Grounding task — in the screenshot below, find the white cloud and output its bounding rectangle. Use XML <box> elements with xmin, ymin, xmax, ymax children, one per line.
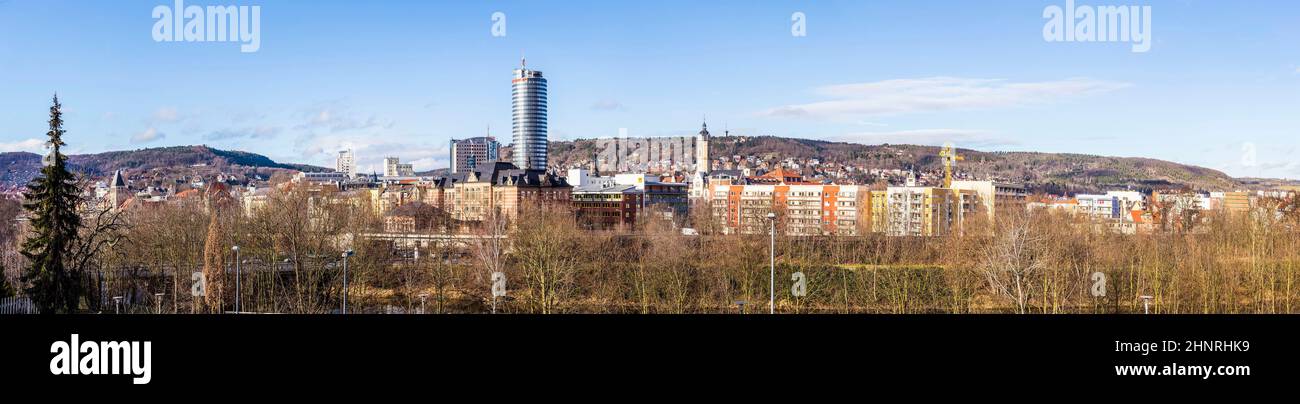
<box><xmin>296</xmin><ymin>102</ymin><xmax>391</xmax><ymax>133</ymax></box>
<box><xmin>294</xmin><ymin>132</ymin><xmax>450</xmax><ymax>171</ymax></box>
<box><xmin>131</xmin><ymin>127</ymin><xmax>165</xmax><ymax>143</ymax></box>
<box><xmin>830</xmin><ymin>129</ymin><xmax>1017</xmax><ymax>148</ymax></box>
<box><xmin>205</xmin><ymin>125</ymin><xmax>282</xmax><ymax>141</ymax></box>
<box><xmin>761</xmin><ymin>77</ymin><xmax>1129</xmax><ymax>120</ymax></box>
<box><xmin>0</xmin><ymin>138</ymin><xmax>46</xmax><ymax>153</ymax></box>
<box><xmin>153</xmin><ymin>107</ymin><xmax>181</xmax><ymax>123</ymax></box>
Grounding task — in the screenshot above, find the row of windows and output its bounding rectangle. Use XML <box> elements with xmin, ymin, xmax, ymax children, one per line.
<box><xmin>574</xmin><ymin>195</ymin><xmax>631</xmax><ymax>201</ymax></box>
<box><xmin>578</xmin><ymin>211</ymin><xmax>633</xmax><ymax>218</ymax></box>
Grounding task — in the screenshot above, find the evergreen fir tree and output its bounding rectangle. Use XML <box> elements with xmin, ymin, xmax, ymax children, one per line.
<box><xmin>0</xmin><ymin>262</ymin><xmax>14</xmax><ymax>299</ymax></box>
<box><xmin>21</xmin><ymin>94</ymin><xmax>85</xmax><ymax>313</ymax></box>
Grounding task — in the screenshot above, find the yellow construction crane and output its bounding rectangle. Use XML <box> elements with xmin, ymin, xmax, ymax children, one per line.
<box><xmin>939</xmin><ymin>142</ymin><xmax>963</xmax><ymax>189</ymax></box>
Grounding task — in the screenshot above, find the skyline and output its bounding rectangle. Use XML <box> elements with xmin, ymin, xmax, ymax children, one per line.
<box><xmin>1</xmin><ymin>1</ymin><xmax>1299</xmax><ymax>179</ymax></box>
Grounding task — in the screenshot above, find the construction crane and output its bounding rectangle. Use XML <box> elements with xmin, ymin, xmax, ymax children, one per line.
<box><xmin>939</xmin><ymin>142</ymin><xmax>963</xmax><ymax>189</ymax></box>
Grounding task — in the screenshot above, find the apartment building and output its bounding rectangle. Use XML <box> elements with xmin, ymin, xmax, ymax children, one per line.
<box><xmin>1072</xmin><ymin>191</ymin><xmax>1147</xmax><ymax>234</ymax></box>
<box><xmin>950</xmin><ymin>180</ymin><xmax>1027</xmax><ymax>220</ymax></box>
<box><xmin>1075</xmin><ymin>191</ymin><xmax>1144</xmax><ymax>218</ymax></box>
<box><xmin>869</xmin><ymin>189</ymin><xmax>887</xmax><ymax>233</ymax></box>
<box><xmin>711</xmin><ymin>182</ymin><xmax>870</xmax><ymax>236</ymax></box>
<box><xmin>1209</xmin><ymin>191</ymin><xmax>1250</xmax><ymax>214</ymax></box>
<box><xmin>884</xmin><ymin>185</ymin><xmax>978</xmax><ymax>237</ymax></box>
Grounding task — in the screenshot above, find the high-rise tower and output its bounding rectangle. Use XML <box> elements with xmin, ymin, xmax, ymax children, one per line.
<box><xmin>336</xmin><ymin>149</ymin><xmax>356</xmax><ymax>177</ymax></box>
<box><xmin>512</xmin><ymin>58</ymin><xmax>548</xmax><ymax>170</ymax></box>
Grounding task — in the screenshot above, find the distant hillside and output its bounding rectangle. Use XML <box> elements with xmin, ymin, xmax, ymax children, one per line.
<box><xmin>0</xmin><ymin>145</ymin><xmax>328</xmax><ymax>187</ymax></box>
<box><xmin>0</xmin><ymin>139</ymin><xmax>1260</xmax><ymax>194</ymax></box>
<box><xmin>415</xmin><ymin>168</ymin><xmax>451</xmax><ymax>177</ymax></box>
<box><xmin>550</xmin><ymin>136</ymin><xmax>1244</xmax><ymax>194</ymax></box>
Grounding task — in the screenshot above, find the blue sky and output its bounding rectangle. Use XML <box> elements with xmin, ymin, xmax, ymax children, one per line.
<box><xmin>1</xmin><ymin>0</ymin><xmax>1298</xmax><ymax>179</ymax></box>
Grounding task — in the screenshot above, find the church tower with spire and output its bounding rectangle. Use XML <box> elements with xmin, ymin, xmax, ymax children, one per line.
<box><xmin>695</xmin><ymin>119</ymin><xmax>710</xmax><ymax>175</ymax></box>
<box><xmin>690</xmin><ymin>119</ymin><xmax>712</xmax><ymax>200</ymax></box>
<box><xmin>108</xmin><ymin>169</ymin><xmax>128</xmax><ymax>211</ymax></box>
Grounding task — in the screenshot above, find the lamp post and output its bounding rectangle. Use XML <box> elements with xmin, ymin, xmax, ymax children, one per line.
<box><xmin>766</xmin><ymin>212</ymin><xmax>776</xmax><ymax>314</ymax></box>
<box><xmin>341</xmin><ymin>249</ymin><xmax>354</xmax><ymax>314</ymax></box>
<box><xmin>154</xmin><ymin>293</ymin><xmax>164</xmax><ymax>314</ymax></box>
<box><xmin>232</xmin><ymin>245</ymin><xmax>240</xmax><ymax>313</ymax></box>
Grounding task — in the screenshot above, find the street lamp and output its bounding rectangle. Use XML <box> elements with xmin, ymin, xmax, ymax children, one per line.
<box><xmin>232</xmin><ymin>245</ymin><xmax>240</xmax><ymax>313</ymax></box>
<box><xmin>154</xmin><ymin>292</ymin><xmax>164</xmax><ymax>314</ymax></box>
<box><xmin>341</xmin><ymin>249</ymin><xmax>355</xmax><ymax>314</ymax></box>
<box><xmin>1140</xmin><ymin>295</ymin><xmax>1154</xmax><ymax>314</ymax></box>
<box><xmin>766</xmin><ymin>212</ymin><xmax>776</xmax><ymax>315</ymax></box>
<box><xmin>418</xmin><ymin>293</ymin><xmax>429</xmax><ymax>314</ymax></box>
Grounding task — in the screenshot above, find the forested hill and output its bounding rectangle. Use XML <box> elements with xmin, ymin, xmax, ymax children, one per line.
<box><xmin>549</xmin><ymin>136</ymin><xmax>1246</xmax><ymax>194</ymax></box>
<box><xmin>0</xmin><ymin>145</ymin><xmax>327</xmax><ymax>187</ymax></box>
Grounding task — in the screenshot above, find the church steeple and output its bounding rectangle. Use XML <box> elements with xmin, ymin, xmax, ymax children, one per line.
<box><xmin>695</xmin><ymin>118</ymin><xmax>711</xmax><ymax>176</ymax></box>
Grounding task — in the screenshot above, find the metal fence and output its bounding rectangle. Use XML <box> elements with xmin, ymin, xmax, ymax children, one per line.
<box><xmin>0</xmin><ymin>297</ymin><xmax>37</xmax><ymax>314</ymax></box>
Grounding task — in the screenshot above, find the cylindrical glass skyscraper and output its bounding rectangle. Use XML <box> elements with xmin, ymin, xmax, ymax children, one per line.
<box><xmin>512</xmin><ymin>60</ymin><xmax>548</xmax><ymax>170</ymax></box>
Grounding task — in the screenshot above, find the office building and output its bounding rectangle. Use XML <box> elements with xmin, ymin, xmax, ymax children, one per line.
<box><xmin>512</xmin><ymin>58</ymin><xmax>548</xmax><ymax>170</ymax></box>
<box><xmin>336</xmin><ymin>149</ymin><xmax>356</xmax><ymax>177</ymax></box>
<box><xmin>383</xmin><ymin>156</ymin><xmax>415</xmax><ymax>177</ymax></box>
<box><xmin>450</xmin><ymin>136</ymin><xmax>500</xmax><ymax>174</ymax></box>
<box><xmin>569</xmin><ymin>169</ymin><xmax>689</xmax><ymax>228</ymax></box>
<box><xmin>441</xmin><ymin>162</ymin><xmax>570</xmax><ymax>224</ymax></box>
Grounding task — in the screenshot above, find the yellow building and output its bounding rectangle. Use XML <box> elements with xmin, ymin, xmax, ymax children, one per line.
<box><xmin>1218</xmin><ymin>191</ymin><xmax>1250</xmax><ymax>215</ymax></box>
<box><xmin>884</xmin><ymin>186</ymin><xmax>979</xmax><ymax>237</ymax></box>
<box><xmin>869</xmin><ymin>189</ymin><xmax>887</xmax><ymax>233</ymax></box>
